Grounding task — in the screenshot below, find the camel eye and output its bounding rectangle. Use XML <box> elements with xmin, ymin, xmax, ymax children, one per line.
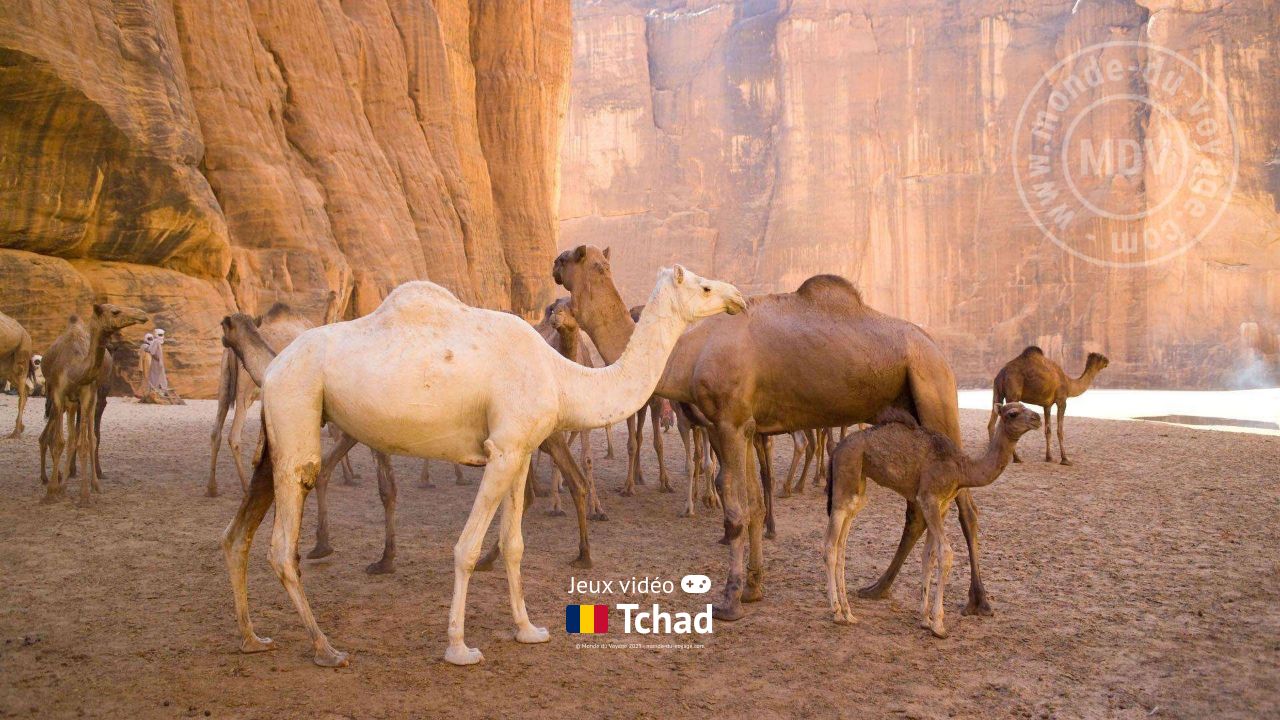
<box><xmin>702</xmin><ymin>286</ymin><xmax>710</xmax><ymax>293</ymax></box>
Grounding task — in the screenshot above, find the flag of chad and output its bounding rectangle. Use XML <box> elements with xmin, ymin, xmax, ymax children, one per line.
<box><xmin>565</xmin><ymin>604</ymin><xmax>609</xmax><ymax>634</ymax></box>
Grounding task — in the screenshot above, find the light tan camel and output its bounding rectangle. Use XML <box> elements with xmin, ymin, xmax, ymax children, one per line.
<box><xmin>989</xmin><ymin>346</ymin><xmax>1109</xmax><ymax>465</ymax></box>
<box><xmin>826</xmin><ymin>404</ymin><xmax>1040</xmax><ymax>637</ymax></box>
<box><xmin>39</xmin><ymin>305</ymin><xmax>147</xmax><ymax>504</ymax></box>
<box><xmin>0</xmin><ymin>310</ymin><xmax>34</xmax><ymax>439</ymax></box>
<box><xmin>222</xmin><ymin>269</ymin><xmax>744</xmax><ymax>667</ymax></box>
<box><xmin>208</xmin><ymin>302</ymin><xmax>320</xmax><ymax>496</ymax></box>
<box><xmin>554</xmin><ymin>245</ymin><xmax>983</xmax><ymax>622</ymax></box>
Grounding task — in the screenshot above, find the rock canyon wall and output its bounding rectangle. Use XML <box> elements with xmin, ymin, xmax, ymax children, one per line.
<box><xmin>0</xmin><ymin>0</ymin><xmax>571</xmax><ymax>397</ymax></box>
<box><xmin>560</xmin><ymin>0</ymin><xmax>1280</xmax><ymax>388</ymax></box>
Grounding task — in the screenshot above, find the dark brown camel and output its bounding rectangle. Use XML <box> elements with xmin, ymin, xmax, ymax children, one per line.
<box><xmin>826</xmin><ymin>404</ymin><xmax>1040</xmax><ymax>637</ymax></box>
<box><xmin>554</xmin><ymin>245</ymin><xmax>987</xmax><ymax>622</ymax></box>
<box><xmin>989</xmin><ymin>346</ymin><xmax>1109</xmax><ymax>465</ymax></box>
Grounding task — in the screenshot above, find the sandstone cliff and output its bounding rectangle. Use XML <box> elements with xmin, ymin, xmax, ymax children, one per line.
<box><xmin>560</xmin><ymin>0</ymin><xmax>1280</xmax><ymax>388</ymax></box>
<box><xmin>0</xmin><ymin>0</ymin><xmax>570</xmax><ymax>397</ymax></box>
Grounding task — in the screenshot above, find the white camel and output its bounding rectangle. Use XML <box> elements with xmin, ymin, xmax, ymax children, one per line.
<box><xmin>222</xmin><ymin>266</ymin><xmax>744</xmax><ymax>668</ymax></box>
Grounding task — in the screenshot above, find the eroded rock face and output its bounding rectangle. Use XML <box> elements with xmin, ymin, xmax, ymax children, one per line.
<box><xmin>0</xmin><ymin>0</ymin><xmax>570</xmax><ymax>397</ymax></box>
<box><xmin>560</xmin><ymin>0</ymin><xmax>1280</xmax><ymax>388</ymax></box>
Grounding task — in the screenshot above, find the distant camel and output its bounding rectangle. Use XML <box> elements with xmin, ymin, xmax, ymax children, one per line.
<box><xmin>555</xmin><ymin>245</ymin><xmax>980</xmax><ymax>622</ymax></box>
<box><xmin>989</xmin><ymin>346</ymin><xmax>1109</xmax><ymax>465</ymax></box>
<box><xmin>221</xmin><ymin>269</ymin><xmax>744</xmax><ymax>667</ymax></box>
<box><xmin>0</xmin><ymin>310</ymin><xmax>34</xmax><ymax>439</ymax></box>
<box><xmin>40</xmin><ymin>305</ymin><xmax>147</xmax><ymax>504</ymax></box>
<box><xmin>826</xmin><ymin>404</ymin><xmax>1040</xmax><ymax>637</ymax></box>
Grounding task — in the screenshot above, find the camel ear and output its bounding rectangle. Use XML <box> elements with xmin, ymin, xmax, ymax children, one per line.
<box><xmin>93</xmin><ymin>304</ymin><xmax>105</xmax><ymax>317</ymax></box>
<box><xmin>573</xmin><ymin>245</ymin><xmax>587</xmax><ymax>262</ymax></box>
<box><xmin>603</xmin><ymin>246</ymin><xmax>611</xmax><ymax>260</ymax></box>
<box><xmin>673</xmin><ymin>265</ymin><xmax>686</xmax><ymax>284</ymax></box>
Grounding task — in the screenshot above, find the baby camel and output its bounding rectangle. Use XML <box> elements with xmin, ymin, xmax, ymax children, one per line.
<box><xmin>825</xmin><ymin>403</ymin><xmax>1041</xmax><ymax>638</ymax></box>
<box><xmin>222</xmin><ymin>267</ymin><xmax>744</xmax><ymax>668</ymax></box>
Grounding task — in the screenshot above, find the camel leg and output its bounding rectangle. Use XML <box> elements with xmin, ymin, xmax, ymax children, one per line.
<box><xmin>7</xmin><ymin>355</ymin><xmax>29</xmax><ymax>439</ymax></box>
<box><xmin>919</xmin><ymin>499</ymin><xmax>952</xmax><ymax>638</ymax></box>
<box><xmin>339</xmin><ymin>454</ymin><xmax>357</xmax><ymax>485</ymax></box>
<box><xmin>75</xmin><ymin>390</ymin><xmax>97</xmax><ymax>505</ymax></box>
<box><xmin>579</xmin><ymin>428</ymin><xmax>605</xmax><ymax>521</ymax></box>
<box><xmin>825</xmin><ymin>446</ymin><xmax>866</xmax><ymax>624</ymax></box>
<box><xmin>814</xmin><ymin>430</ymin><xmax>829</xmax><ymax>489</ymax></box>
<box><xmin>1042</xmin><ymin>404</ymin><xmax>1053</xmax><ymax>462</ymax></box>
<box><xmin>710</xmin><ymin>420</ymin><xmax>763</xmax><ymax>621</ymax></box>
<box><xmin>603</xmin><ymin>423</ymin><xmax>615</xmax><ymax>459</ymax></box>
<box><xmin>446</xmin><ymin>440</ymin><xmax>526</xmax><ymax>666</ymax></box>
<box><xmin>207</xmin><ymin>353</ymin><xmax>236</xmax><ymax>497</ymax></box>
<box><xmin>307</xmin><ymin>432</ymin><xmax>358</xmax><ymax>560</ymax></box>
<box><xmin>39</xmin><ymin>415</ymin><xmax>52</xmax><ymax>485</ymax></box>
<box><xmin>652</xmin><ymin>402</ymin><xmax>673</xmax><ymax>492</ymax></box>
<box><xmin>1057</xmin><ymin>402</ymin><xmax>1071</xmax><ymax>465</ymax></box>
<box><xmin>546</xmin><ymin>433</ymin><xmax>596</xmax><ymax>563</ymax></box>
<box><xmin>779</xmin><ymin>431</ymin><xmax>802</xmax><ymax>497</ymax></box>
<box><xmin>497</xmin><ymin>452</ymin><xmax>549</xmax><ymax>646</ymax></box>
<box><xmin>955</xmin><ymin>489</ymin><xmax>992</xmax><ymax>616</ymax></box>
<box><xmin>546</xmin><ymin>445</ymin><xmax>565</xmax><ymax>516</ymax></box>
<box><xmin>91</xmin><ymin>391</ymin><xmax>106</xmax><ymax>485</ymax></box>
<box><xmin>221</xmin><ymin>433</ymin><xmax>277</xmax><ymax>654</ymax></box>
<box><xmin>454</xmin><ymin>464</ymin><xmax>468</xmax><ymax>485</ymax></box>
<box><xmin>679</xmin><ymin>420</ymin><xmax>697</xmax><ymax>517</ymax></box>
<box><xmin>66</xmin><ymin>405</ymin><xmax>80</xmax><ymax>479</ymax></box>
<box><xmin>753</xmin><ymin>434</ymin><xmax>776</xmax><ymax>539</ymax></box>
<box><xmin>796</xmin><ymin>429</ymin><xmax>816</xmax><ymax>493</ymax></box>
<box><xmin>622</xmin><ymin>413</ymin><xmax>640</xmax><ymax>495</ymax></box>
<box><xmin>858</xmin><ymin>502</ymin><xmax>925</xmax><ymax>599</ymax></box>
<box><xmin>227</xmin><ymin>386</ymin><xmax>255</xmax><ymax>494</ymax></box>
<box><xmin>42</xmin><ymin>405</ymin><xmax>67</xmax><ymax>503</ymax></box>
<box><xmin>365</xmin><ymin>450</ymin><xmax>397</xmax><ymax>574</ymax></box>
<box><xmin>419</xmin><ymin>460</ymin><xmax>435</xmax><ymax>488</ymax></box>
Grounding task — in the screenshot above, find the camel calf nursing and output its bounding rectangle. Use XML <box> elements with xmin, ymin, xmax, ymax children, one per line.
<box><xmin>825</xmin><ymin>403</ymin><xmax>1041</xmax><ymax>638</ymax></box>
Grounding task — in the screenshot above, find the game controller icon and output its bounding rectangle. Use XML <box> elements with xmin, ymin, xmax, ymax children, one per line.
<box><xmin>681</xmin><ymin>574</ymin><xmax>712</xmax><ymax>594</ymax></box>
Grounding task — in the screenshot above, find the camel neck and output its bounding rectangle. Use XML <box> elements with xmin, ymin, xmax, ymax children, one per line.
<box><xmin>83</xmin><ymin>322</ymin><xmax>107</xmax><ymax>385</ymax></box>
<box><xmin>557</xmin><ymin>278</ymin><xmax>686</xmax><ymax>431</ymax></box>
<box><xmin>231</xmin><ymin>330</ymin><xmax>278</xmax><ymax>386</ymax></box>
<box><xmin>556</xmin><ymin>329</ymin><xmax>579</xmax><ymax>361</ymax></box>
<box><xmin>572</xmin><ymin>282</ymin><xmax>634</xmax><ymax>365</ymax></box>
<box><xmin>963</xmin><ymin>428</ymin><xmax>1019</xmax><ymax>488</ymax></box>
<box><xmin>1067</xmin><ymin>364</ymin><xmax>1102</xmax><ymax>398</ymax></box>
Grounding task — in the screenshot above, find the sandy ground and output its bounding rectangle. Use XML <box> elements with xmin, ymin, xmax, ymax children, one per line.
<box><xmin>0</xmin><ymin>395</ymin><xmax>1277</xmax><ymax>719</ymax></box>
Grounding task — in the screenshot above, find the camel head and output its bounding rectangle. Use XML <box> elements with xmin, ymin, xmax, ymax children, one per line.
<box><xmin>662</xmin><ymin>265</ymin><xmax>746</xmax><ymax>320</ymax></box>
<box><xmin>545</xmin><ymin>298</ymin><xmax>578</xmax><ymax>334</ymax></box>
<box><xmin>220</xmin><ymin>313</ymin><xmax>258</xmax><ymax>349</ymax></box>
<box><xmin>93</xmin><ymin>303</ymin><xmax>147</xmax><ymax>333</ymax></box>
<box><xmin>993</xmin><ymin>402</ymin><xmax>1041</xmax><ymax>439</ymax></box>
<box><xmin>552</xmin><ymin>244</ymin><xmax>613</xmax><ymax>295</ymax></box>
<box><xmin>1085</xmin><ymin>352</ymin><xmax>1110</xmax><ymax>372</ymax></box>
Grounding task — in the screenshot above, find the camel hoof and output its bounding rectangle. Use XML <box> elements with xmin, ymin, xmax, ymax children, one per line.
<box><xmin>419</xmin><ymin>481</ymin><xmax>437</xmax><ymax>489</ymax></box>
<box><xmin>5</xmin><ymin>431</ymin><xmax>21</xmax><ymax>440</ymax></box>
<box><xmin>240</xmin><ymin>635</ymin><xmax>276</xmax><ymax>654</ymax></box>
<box><xmin>712</xmin><ymin>602</ymin><xmax>745</xmax><ymax>622</ymax></box>
<box><xmin>741</xmin><ymin>585</ymin><xmax>764</xmax><ymax>603</ymax></box>
<box><xmin>833</xmin><ymin>610</ymin><xmax>857</xmax><ymax>626</ymax></box>
<box><xmin>365</xmin><ymin>559</ymin><xmax>395</xmax><ymax>575</ymax></box>
<box><xmin>776</xmin><ymin>490</ymin><xmax>791</xmax><ymax>499</ymax></box>
<box><xmin>679</xmin><ymin>508</ymin><xmax>695</xmax><ymax>518</ymax></box>
<box><xmin>1060</xmin><ymin>459</ymin><xmax>1073</xmax><ymax>466</ymax></box>
<box><xmin>857</xmin><ymin>584</ymin><xmax>889</xmax><ymax>600</ymax></box>
<box><xmin>929</xmin><ymin>624</ymin><xmax>949</xmax><ymax>639</ymax></box>
<box><xmin>717</xmin><ymin>535</ymin><xmax>730</xmax><ymax>545</ymax></box>
<box><xmin>962</xmin><ymin>598</ymin><xmax>994</xmax><ymax>617</ymax></box>
<box><xmin>444</xmin><ymin>645</ymin><xmax>483</xmax><ymax>666</ymax></box>
<box><xmin>588</xmin><ymin>512</ymin><xmax>609</xmax><ymax>522</ymax></box>
<box><xmin>205</xmin><ymin>488</ymin><xmax>219</xmax><ymax>498</ymax></box>
<box><xmin>455</xmin><ymin>478</ymin><xmax>472</xmax><ymax>486</ymax></box>
<box><xmin>313</xmin><ymin>646</ymin><xmax>349</xmax><ymax>668</ymax></box>
<box><xmin>39</xmin><ymin>492</ymin><xmax>63</xmax><ymax>505</ymax></box>
<box><xmin>618</xmin><ymin>488</ymin><xmax>634</xmax><ymax>497</ymax></box>
<box><xmin>307</xmin><ymin>544</ymin><xmax>334</xmax><ymax>560</ymax></box>
<box><xmin>545</xmin><ymin>509</ymin><xmax>567</xmax><ymax>517</ymax></box>
<box><xmin>764</xmin><ymin>529</ymin><xmax>776</xmax><ymax>540</ymax></box>
<box><xmin>569</xmin><ymin>555</ymin><xmax>593</xmax><ymax>570</ymax></box>
<box><xmin>1012</xmin><ymin>457</ymin><xmax>1023</xmax><ymax>464</ymax></box>
<box><xmin>658</xmin><ymin>484</ymin><xmax>675</xmax><ymax>494</ymax></box>
<box><xmin>515</xmin><ymin>625</ymin><xmax>550</xmax><ymax>644</ymax></box>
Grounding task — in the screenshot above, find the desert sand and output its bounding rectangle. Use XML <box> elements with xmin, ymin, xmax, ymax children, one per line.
<box><xmin>0</xmin><ymin>395</ymin><xmax>1276</xmax><ymax>719</ymax></box>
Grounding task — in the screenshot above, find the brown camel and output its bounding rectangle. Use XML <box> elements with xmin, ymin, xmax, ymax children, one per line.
<box><xmin>826</xmin><ymin>404</ymin><xmax>1040</xmax><ymax>637</ymax></box>
<box><xmin>39</xmin><ymin>305</ymin><xmax>147</xmax><ymax>504</ymax></box>
<box><xmin>989</xmin><ymin>346</ymin><xmax>1109</xmax><ymax>465</ymax></box>
<box><xmin>418</xmin><ymin>460</ymin><xmax>466</xmax><ymax>488</ymax></box>
<box><xmin>554</xmin><ymin>245</ymin><xmax>987</xmax><ymax>621</ymax></box>
<box><xmin>40</xmin><ymin>332</ymin><xmax>124</xmax><ymax>485</ymax></box>
<box><xmin>219</xmin><ymin>313</ymin><xmax>402</xmax><ymax>574</ymax></box>
<box><xmin>0</xmin><ymin>310</ymin><xmax>34</xmax><ymax>439</ymax></box>
<box><xmin>538</xmin><ymin>298</ymin><xmax>606</xmax><ymax>520</ymax></box>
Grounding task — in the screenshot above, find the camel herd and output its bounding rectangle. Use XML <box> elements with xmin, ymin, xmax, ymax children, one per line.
<box><xmin>0</xmin><ymin>243</ymin><xmax>1113</xmax><ymax>668</ymax></box>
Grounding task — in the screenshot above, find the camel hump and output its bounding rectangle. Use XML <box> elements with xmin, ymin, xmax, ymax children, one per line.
<box><xmin>796</xmin><ymin>275</ymin><xmax>865</xmax><ymax>306</ymax></box>
<box><xmin>378</xmin><ymin>281</ymin><xmax>464</xmax><ymax>318</ymax></box>
<box><xmin>258</xmin><ymin>302</ymin><xmax>296</xmax><ymax>323</ymax></box>
<box><xmin>873</xmin><ymin>407</ymin><xmax>919</xmax><ymax>428</ymax></box>
<box><xmin>1019</xmin><ymin>345</ymin><xmax>1044</xmax><ymax>358</ymax></box>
